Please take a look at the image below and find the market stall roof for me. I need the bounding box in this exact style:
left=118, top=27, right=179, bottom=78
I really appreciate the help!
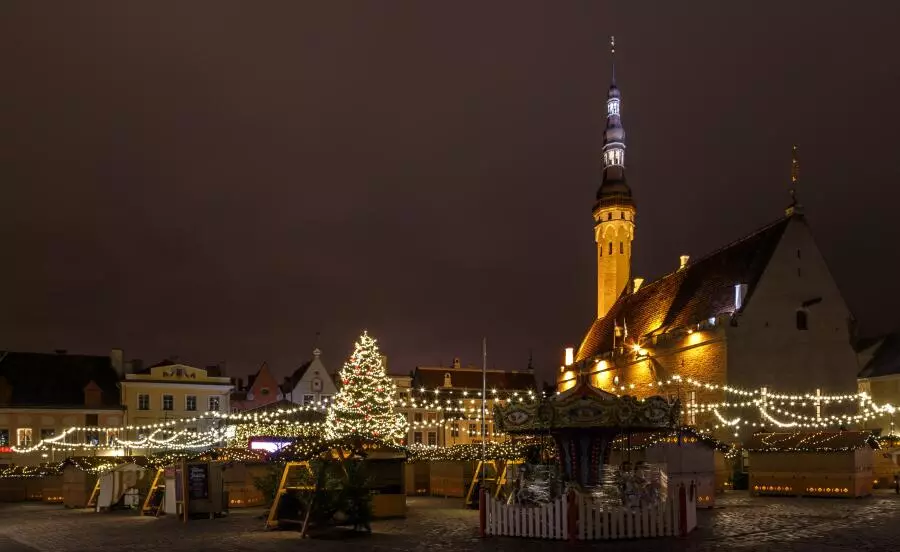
left=745, top=431, right=879, bottom=453
left=494, top=375, right=680, bottom=434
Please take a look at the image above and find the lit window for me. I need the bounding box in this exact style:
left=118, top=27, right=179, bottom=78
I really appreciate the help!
left=186, top=395, right=197, bottom=411
left=608, top=98, right=620, bottom=116
left=16, top=428, right=32, bottom=447
left=469, top=423, right=477, bottom=436
left=138, top=394, right=150, bottom=410
left=162, top=395, right=174, bottom=411
left=208, top=396, right=220, bottom=411
left=0, top=429, right=8, bottom=446
left=796, top=310, right=808, bottom=331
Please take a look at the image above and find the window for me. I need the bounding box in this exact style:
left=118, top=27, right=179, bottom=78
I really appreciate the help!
left=451, top=423, right=459, bottom=438
left=620, top=242, right=624, bottom=254
left=138, top=394, right=150, bottom=410
left=468, top=423, right=477, bottom=436
left=208, top=396, right=221, bottom=411
left=427, top=412, right=437, bottom=424
left=414, top=412, right=423, bottom=423
left=0, top=429, right=8, bottom=446
left=260, top=388, right=270, bottom=396
left=428, top=432, right=437, bottom=446
left=40, top=429, right=55, bottom=440
left=414, top=432, right=423, bottom=444
left=162, top=395, right=174, bottom=411
left=796, top=310, right=809, bottom=330
left=186, top=395, right=197, bottom=411
left=319, top=394, right=330, bottom=403
left=607, top=212, right=612, bottom=221
left=608, top=242, right=613, bottom=255
left=17, top=428, right=32, bottom=447
left=303, top=394, right=314, bottom=405
left=620, top=212, right=625, bottom=219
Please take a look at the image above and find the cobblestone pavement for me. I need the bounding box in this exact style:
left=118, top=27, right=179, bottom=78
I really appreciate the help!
left=1, top=492, right=900, bottom=552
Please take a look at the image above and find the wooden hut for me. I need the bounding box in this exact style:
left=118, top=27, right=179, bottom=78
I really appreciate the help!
left=95, top=462, right=152, bottom=510
left=747, top=431, right=877, bottom=498
left=609, top=429, right=724, bottom=508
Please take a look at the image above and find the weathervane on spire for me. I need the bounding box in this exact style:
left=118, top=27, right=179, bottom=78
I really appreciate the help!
left=786, top=144, right=803, bottom=216
left=610, top=35, right=616, bottom=82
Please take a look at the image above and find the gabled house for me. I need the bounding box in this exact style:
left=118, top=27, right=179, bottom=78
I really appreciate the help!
left=231, top=362, right=283, bottom=412
left=282, top=349, right=337, bottom=407
left=857, top=333, right=900, bottom=435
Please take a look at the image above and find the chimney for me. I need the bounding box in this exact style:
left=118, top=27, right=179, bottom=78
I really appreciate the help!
left=734, top=283, right=749, bottom=311
left=633, top=278, right=644, bottom=294
left=452, top=358, right=461, bottom=370
left=564, top=347, right=574, bottom=367
left=110, top=348, right=124, bottom=378
left=679, top=255, right=690, bottom=270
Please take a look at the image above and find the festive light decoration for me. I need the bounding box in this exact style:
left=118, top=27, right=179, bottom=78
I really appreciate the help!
left=405, top=441, right=531, bottom=462
left=325, top=331, right=405, bottom=442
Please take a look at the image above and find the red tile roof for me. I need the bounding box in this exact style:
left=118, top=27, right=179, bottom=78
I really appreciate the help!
left=413, top=366, right=535, bottom=391
left=576, top=216, right=791, bottom=362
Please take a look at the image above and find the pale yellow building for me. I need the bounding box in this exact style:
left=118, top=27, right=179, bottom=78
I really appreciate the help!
left=857, top=333, right=900, bottom=436
left=120, top=360, right=233, bottom=430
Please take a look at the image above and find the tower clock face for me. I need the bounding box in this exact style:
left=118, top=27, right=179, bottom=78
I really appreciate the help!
left=312, top=378, right=322, bottom=392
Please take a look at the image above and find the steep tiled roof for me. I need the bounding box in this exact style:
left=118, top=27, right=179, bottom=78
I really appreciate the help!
left=744, top=431, right=877, bottom=452
left=413, top=367, right=535, bottom=391
left=281, top=360, right=313, bottom=394
left=858, top=333, right=900, bottom=378
left=576, top=216, right=791, bottom=362
left=0, top=351, right=121, bottom=408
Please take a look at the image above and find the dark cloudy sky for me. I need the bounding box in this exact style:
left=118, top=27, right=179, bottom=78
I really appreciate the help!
left=3, top=2, right=899, bottom=385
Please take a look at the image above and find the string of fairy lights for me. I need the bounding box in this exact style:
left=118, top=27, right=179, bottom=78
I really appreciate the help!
left=8, top=368, right=898, bottom=455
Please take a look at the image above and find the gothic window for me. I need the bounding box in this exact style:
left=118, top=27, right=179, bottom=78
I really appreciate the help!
left=796, top=310, right=808, bottom=331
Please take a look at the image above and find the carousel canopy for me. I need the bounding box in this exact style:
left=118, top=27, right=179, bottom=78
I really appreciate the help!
left=495, top=376, right=680, bottom=434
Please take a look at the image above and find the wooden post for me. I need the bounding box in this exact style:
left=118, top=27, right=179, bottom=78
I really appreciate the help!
left=181, top=459, right=189, bottom=524
left=479, top=487, right=486, bottom=537
left=567, top=489, right=577, bottom=542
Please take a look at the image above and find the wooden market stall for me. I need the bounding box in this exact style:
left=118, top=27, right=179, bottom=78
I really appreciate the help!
left=609, top=429, right=728, bottom=508
left=747, top=431, right=877, bottom=498
left=95, top=462, right=152, bottom=510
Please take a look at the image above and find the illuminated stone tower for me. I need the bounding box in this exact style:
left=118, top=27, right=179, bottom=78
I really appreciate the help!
left=594, top=36, right=636, bottom=320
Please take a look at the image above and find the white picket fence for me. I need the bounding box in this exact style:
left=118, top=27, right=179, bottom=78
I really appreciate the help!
left=481, top=483, right=697, bottom=541
left=482, top=493, right=569, bottom=539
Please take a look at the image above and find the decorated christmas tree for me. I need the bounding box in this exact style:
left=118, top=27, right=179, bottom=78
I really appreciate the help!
left=325, top=331, right=406, bottom=443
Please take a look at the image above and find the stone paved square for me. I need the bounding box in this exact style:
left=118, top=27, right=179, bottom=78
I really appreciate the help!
left=2, top=492, right=900, bottom=551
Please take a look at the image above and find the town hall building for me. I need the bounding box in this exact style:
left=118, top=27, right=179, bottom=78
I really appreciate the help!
left=557, top=52, right=860, bottom=434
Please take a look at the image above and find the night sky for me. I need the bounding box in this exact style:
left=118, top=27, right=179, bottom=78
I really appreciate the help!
left=3, top=2, right=899, bottom=386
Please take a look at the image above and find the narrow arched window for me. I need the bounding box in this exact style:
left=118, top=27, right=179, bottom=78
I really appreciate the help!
left=608, top=242, right=613, bottom=255
left=620, top=242, right=624, bottom=254
left=796, top=310, right=808, bottom=331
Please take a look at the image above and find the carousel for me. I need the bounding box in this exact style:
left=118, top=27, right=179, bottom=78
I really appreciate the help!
left=486, top=375, right=697, bottom=541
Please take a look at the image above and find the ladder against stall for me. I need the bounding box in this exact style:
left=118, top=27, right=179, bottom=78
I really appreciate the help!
left=141, top=468, right=166, bottom=517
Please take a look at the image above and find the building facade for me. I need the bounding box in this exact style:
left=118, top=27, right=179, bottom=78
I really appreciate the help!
left=857, top=333, right=900, bottom=435
left=120, top=360, right=233, bottom=429
left=0, top=350, right=125, bottom=466
left=396, top=358, right=536, bottom=447
left=231, top=362, right=284, bottom=412
left=557, top=54, right=860, bottom=437
left=282, top=349, right=338, bottom=407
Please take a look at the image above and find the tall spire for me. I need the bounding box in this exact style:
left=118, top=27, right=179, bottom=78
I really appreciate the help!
left=595, top=35, right=632, bottom=210
left=786, top=144, right=803, bottom=216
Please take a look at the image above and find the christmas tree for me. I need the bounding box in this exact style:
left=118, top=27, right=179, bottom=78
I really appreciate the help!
left=325, top=331, right=406, bottom=443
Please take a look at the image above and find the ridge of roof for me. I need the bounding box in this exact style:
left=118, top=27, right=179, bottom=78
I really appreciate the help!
left=576, top=215, right=792, bottom=362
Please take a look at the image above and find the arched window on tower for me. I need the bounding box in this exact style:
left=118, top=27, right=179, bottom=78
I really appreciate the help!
left=796, top=310, right=808, bottom=331
left=608, top=242, right=613, bottom=255
left=620, top=242, right=624, bottom=254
